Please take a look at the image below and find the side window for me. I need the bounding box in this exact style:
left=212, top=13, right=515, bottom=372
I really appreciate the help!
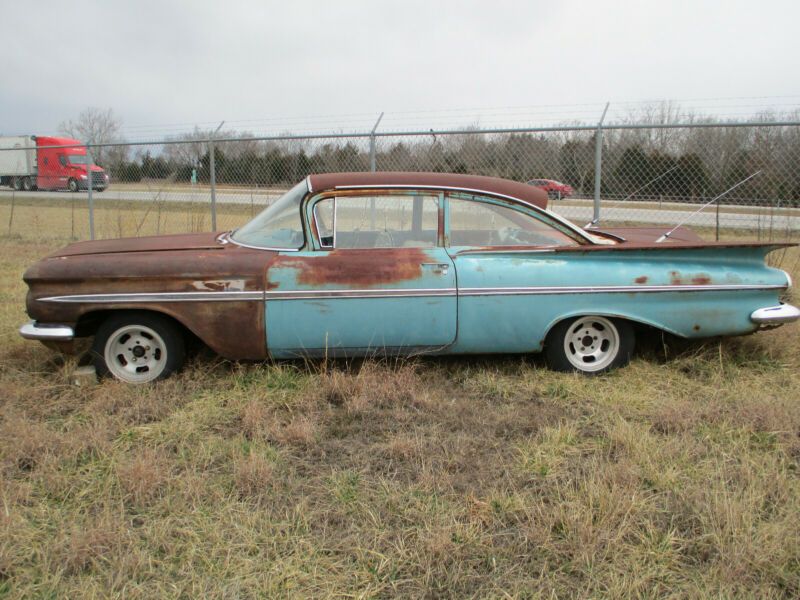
left=448, top=195, right=578, bottom=247
left=314, top=194, right=439, bottom=249
left=58, top=155, right=67, bottom=167
left=314, top=199, right=334, bottom=248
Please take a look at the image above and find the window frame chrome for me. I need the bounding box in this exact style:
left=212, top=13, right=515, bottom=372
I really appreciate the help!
left=336, top=183, right=594, bottom=245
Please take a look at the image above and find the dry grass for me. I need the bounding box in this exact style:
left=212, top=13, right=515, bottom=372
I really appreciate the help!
left=0, top=231, right=799, bottom=598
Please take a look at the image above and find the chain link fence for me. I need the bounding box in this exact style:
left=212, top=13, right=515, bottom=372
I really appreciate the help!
left=1, top=121, right=799, bottom=243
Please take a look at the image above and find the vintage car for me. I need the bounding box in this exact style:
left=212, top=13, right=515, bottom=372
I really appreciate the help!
left=19, top=172, right=798, bottom=383
left=527, top=178, right=574, bottom=199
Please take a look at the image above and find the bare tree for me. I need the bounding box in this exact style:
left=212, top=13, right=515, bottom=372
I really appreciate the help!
left=59, top=107, right=123, bottom=166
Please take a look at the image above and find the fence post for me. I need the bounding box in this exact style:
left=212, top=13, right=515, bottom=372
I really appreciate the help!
left=593, top=102, right=609, bottom=225
left=369, top=112, right=384, bottom=172
left=87, top=144, right=95, bottom=240
left=209, top=121, right=224, bottom=231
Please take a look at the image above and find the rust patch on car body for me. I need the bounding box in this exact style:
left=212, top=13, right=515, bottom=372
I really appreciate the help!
left=268, top=248, right=430, bottom=287
left=669, top=271, right=712, bottom=286
left=634, top=276, right=648, bottom=284
left=691, top=275, right=712, bottom=285
left=24, top=235, right=272, bottom=360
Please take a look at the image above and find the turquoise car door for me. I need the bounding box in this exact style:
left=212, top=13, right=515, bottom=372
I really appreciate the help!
left=444, top=192, right=587, bottom=354
left=265, top=192, right=457, bottom=357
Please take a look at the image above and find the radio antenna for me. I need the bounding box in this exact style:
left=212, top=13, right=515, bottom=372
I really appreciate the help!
left=655, top=171, right=761, bottom=243
left=585, top=165, right=680, bottom=228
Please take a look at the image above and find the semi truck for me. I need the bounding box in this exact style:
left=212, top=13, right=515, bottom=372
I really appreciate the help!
left=0, top=135, right=108, bottom=192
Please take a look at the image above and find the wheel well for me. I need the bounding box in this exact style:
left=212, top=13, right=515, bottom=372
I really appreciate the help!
left=543, top=313, right=673, bottom=345
left=76, top=309, right=190, bottom=339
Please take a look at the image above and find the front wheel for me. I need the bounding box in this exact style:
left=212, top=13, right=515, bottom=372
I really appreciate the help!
left=67, top=178, right=79, bottom=192
left=92, top=312, right=186, bottom=383
left=545, top=315, right=634, bottom=374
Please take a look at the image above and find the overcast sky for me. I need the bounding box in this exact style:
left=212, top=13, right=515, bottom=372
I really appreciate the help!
left=3, top=0, right=799, bottom=139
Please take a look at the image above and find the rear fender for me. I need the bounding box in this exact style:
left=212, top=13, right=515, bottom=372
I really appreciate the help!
left=542, top=310, right=684, bottom=341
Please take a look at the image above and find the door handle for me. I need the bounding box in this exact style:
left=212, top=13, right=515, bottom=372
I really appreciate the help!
left=421, top=262, right=449, bottom=274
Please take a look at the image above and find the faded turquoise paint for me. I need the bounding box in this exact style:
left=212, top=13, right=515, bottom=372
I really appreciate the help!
left=445, top=245, right=788, bottom=354
left=265, top=247, right=457, bottom=357
left=261, top=184, right=789, bottom=358
left=267, top=296, right=456, bottom=358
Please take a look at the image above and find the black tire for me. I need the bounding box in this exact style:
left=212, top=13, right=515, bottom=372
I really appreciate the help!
left=12, top=177, right=22, bottom=191
left=68, top=178, right=79, bottom=192
left=545, top=315, right=634, bottom=375
left=92, top=312, right=186, bottom=383
left=22, top=177, right=33, bottom=191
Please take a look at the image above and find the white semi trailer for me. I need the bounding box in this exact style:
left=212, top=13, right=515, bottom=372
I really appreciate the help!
left=0, top=136, right=37, bottom=190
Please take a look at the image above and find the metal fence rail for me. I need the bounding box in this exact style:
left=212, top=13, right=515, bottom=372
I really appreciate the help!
left=1, top=118, right=799, bottom=242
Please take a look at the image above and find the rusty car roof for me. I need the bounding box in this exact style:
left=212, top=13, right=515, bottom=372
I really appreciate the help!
left=308, top=172, right=549, bottom=208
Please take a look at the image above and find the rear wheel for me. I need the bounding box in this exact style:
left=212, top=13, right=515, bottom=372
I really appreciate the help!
left=12, top=177, right=22, bottom=191
left=68, top=178, right=79, bottom=192
left=545, top=315, right=634, bottom=374
left=92, top=312, right=186, bottom=383
left=22, top=177, right=33, bottom=191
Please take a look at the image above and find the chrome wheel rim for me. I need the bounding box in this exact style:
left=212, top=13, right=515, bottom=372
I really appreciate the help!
left=563, top=316, right=620, bottom=372
left=104, top=324, right=167, bottom=383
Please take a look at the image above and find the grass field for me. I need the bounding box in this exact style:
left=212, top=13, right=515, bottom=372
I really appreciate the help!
left=1, top=220, right=799, bottom=597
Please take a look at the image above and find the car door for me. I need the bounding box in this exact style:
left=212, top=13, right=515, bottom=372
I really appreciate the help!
left=444, top=192, right=586, bottom=353
left=264, top=191, right=457, bottom=357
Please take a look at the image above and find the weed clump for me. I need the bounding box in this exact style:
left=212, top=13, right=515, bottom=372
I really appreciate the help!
left=320, top=361, right=427, bottom=412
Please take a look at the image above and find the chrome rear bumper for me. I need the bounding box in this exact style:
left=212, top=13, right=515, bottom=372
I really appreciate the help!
left=750, top=304, right=800, bottom=326
left=19, top=321, right=75, bottom=341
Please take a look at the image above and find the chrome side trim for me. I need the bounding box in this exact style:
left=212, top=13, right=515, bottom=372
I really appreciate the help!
left=751, top=303, right=800, bottom=324
left=305, top=174, right=313, bottom=193
left=40, top=291, right=264, bottom=303
left=37, top=283, right=786, bottom=305
left=19, top=321, right=75, bottom=341
left=458, top=284, right=786, bottom=296
left=265, top=288, right=457, bottom=300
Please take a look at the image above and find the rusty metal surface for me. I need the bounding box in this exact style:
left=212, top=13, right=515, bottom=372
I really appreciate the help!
left=452, top=239, right=794, bottom=256
left=48, top=231, right=223, bottom=257
left=309, top=172, right=549, bottom=209
left=592, top=226, right=704, bottom=243
left=267, top=247, right=433, bottom=287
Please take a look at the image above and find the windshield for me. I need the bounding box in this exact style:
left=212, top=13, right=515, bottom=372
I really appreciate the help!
left=67, top=155, right=89, bottom=165
left=231, top=180, right=307, bottom=249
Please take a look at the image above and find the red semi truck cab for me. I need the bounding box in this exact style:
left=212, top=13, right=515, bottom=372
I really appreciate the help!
left=0, top=135, right=109, bottom=192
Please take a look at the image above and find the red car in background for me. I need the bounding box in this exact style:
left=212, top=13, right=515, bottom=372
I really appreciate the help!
left=527, top=178, right=573, bottom=200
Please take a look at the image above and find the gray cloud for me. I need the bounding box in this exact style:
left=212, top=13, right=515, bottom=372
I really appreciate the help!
left=2, top=0, right=798, bottom=138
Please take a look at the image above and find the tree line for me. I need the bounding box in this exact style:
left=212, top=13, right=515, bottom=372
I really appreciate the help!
left=59, top=106, right=800, bottom=205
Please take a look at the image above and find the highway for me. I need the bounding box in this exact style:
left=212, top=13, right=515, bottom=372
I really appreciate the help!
left=1, top=188, right=798, bottom=231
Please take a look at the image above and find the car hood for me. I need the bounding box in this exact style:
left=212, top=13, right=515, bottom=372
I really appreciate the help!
left=48, top=232, right=223, bottom=258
